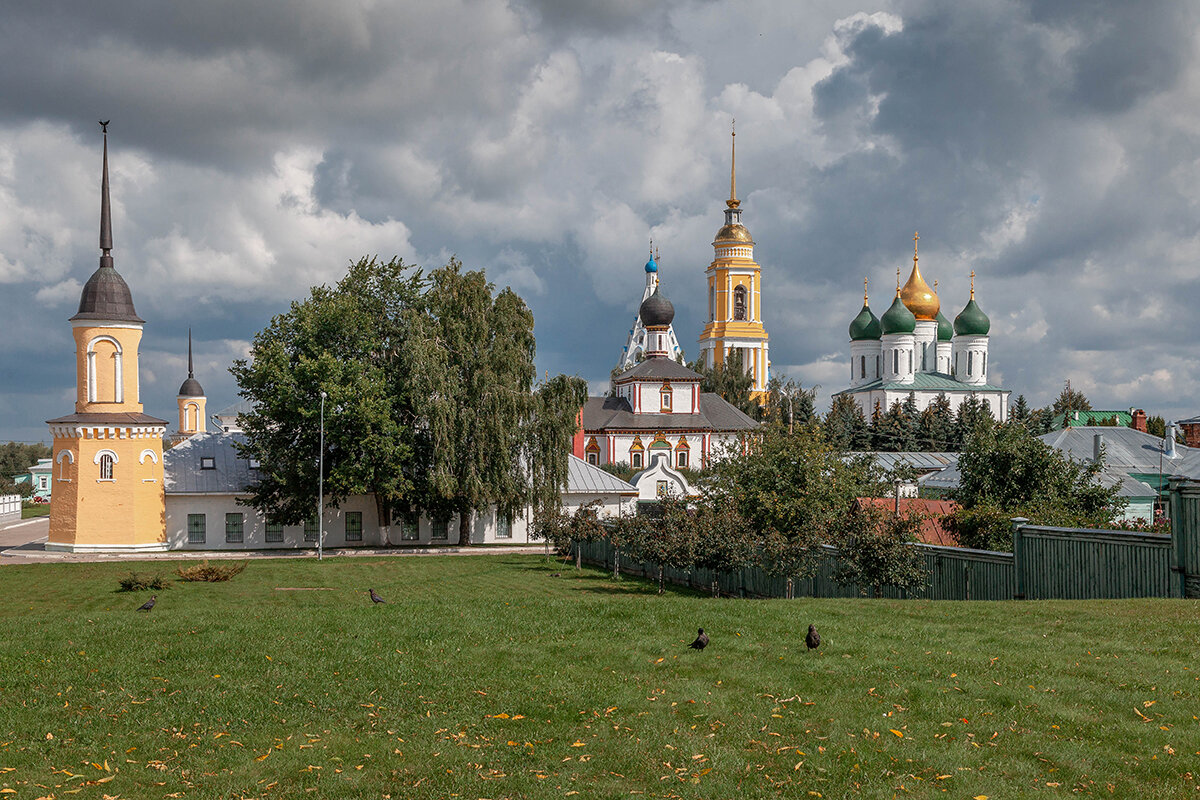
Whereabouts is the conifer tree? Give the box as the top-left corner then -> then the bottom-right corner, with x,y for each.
825,395 -> 870,451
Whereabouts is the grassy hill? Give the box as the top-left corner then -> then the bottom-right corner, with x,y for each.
0,554 -> 1196,798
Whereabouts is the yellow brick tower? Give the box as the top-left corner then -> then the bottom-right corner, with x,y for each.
46,123 -> 168,553
698,124 -> 770,404
175,329 -> 207,440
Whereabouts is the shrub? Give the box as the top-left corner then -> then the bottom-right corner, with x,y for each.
175,560 -> 247,582
118,572 -> 170,592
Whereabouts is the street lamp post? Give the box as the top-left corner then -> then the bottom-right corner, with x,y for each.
318,390 -> 326,561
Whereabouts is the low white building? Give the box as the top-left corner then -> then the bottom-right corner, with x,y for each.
163,433 -> 637,550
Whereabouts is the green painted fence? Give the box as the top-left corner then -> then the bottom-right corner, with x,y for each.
576,479 -> 1200,601
1013,524 -> 1178,600
1169,477 -> 1200,598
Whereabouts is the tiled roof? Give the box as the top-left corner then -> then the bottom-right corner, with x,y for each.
833,372 -> 1004,396
855,497 -> 960,547
164,432 -> 258,494
582,394 -> 758,433
566,455 -> 638,495
613,357 -> 703,383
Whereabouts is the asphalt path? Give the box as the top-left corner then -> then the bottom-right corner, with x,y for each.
0,516 -> 547,565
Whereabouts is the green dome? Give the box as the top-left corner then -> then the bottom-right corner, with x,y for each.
848,303 -> 881,340
936,309 -> 953,341
880,295 -> 916,335
953,298 -> 990,336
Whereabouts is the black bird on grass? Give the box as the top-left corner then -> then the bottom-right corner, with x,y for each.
806,623 -> 821,650
136,595 -> 157,612
688,628 -> 709,650
369,588 -> 386,604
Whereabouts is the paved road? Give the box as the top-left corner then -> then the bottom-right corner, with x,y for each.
0,516 -> 548,565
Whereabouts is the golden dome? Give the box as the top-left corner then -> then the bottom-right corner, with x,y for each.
900,231 -> 939,320
715,223 -> 753,243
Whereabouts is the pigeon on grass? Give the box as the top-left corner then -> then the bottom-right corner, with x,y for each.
688,628 -> 709,650
369,588 -> 387,604
136,595 -> 157,612
806,624 -> 821,650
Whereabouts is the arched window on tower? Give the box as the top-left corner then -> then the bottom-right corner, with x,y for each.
99,453 -> 114,481
860,355 -> 865,380
733,286 -> 747,321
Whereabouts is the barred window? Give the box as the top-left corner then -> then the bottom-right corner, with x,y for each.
497,514 -> 512,539
225,513 -> 244,544
432,517 -> 449,541
187,514 -> 206,544
99,454 -> 114,481
304,519 -> 320,542
265,522 -> 284,543
345,512 -> 363,542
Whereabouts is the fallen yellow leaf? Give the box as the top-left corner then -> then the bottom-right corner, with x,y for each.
889,729 -> 904,738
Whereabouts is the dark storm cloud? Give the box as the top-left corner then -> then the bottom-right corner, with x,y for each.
2,0 -> 1200,443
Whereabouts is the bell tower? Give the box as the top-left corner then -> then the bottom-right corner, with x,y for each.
175,329 -> 207,440
697,123 -> 770,403
46,123 -> 168,553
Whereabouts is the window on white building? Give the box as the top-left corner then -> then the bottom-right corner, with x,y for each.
661,389 -> 672,411
432,517 -> 449,541
304,519 -> 319,542
265,522 -> 284,543
968,352 -> 973,376
187,513 -> 206,544
497,514 -> 512,539
400,514 -> 419,541
677,450 -> 688,468
586,452 -> 598,466
631,452 -> 643,469
225,513 -> 244,544
345,511 -> 363,542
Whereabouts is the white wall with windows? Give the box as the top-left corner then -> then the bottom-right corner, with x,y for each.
164,493 -> 535,549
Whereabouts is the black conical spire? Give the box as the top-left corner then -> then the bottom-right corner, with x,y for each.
187,329 -> 194,378
178,328 -> 205,397
99,120 -> 113,266
71,122 -> 144,323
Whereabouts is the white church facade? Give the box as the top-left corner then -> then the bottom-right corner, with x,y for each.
834,235 -> 1010,421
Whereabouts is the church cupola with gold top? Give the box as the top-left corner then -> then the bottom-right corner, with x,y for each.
698,123 -> 770,403
835,233 -> 1009,424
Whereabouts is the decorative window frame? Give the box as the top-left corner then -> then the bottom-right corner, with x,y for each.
56,449 -> 75,483
94,448 -> 118,482
86,335 -> 124,404
139,448 -> 159,483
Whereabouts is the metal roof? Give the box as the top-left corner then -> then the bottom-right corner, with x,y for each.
832,372 -> 1004,396
164,432 -> 257,494
613,357 -> 704,383
565,455 -> 637,495
1038,426 -> 1200,477
582,394 -> 758,433
850,451 -> 959,473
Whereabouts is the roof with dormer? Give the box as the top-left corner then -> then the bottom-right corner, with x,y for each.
582,393 -> 758,433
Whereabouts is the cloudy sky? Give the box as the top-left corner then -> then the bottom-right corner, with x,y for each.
2,0 -> 1199,443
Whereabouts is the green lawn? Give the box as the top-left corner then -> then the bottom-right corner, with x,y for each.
20,503 -> 49,519
0,555 -> 1197,799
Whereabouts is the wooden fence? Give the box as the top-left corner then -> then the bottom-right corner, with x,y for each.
577,478 -> 1200,601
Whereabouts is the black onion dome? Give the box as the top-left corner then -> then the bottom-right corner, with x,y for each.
70,266 -> 144,323
178,377 -> 205,397
639,288 -> 675,327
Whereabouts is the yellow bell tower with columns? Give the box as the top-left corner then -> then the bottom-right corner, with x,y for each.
46,123 -> 168,553
176,330 -> 207,438
698,124 -> 770,404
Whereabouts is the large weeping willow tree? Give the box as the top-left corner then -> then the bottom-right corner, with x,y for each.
232,256 -> 586,546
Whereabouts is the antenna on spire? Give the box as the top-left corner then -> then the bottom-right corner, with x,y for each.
187,329 -> 195,379
99,121 -> 113,264
727,118 -> 739,209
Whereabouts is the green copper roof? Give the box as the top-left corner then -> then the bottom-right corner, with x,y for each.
880,295 -> 916,335
935,309 -> 953,341
849,303 -> 882,340
954,298 -> 990,336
